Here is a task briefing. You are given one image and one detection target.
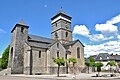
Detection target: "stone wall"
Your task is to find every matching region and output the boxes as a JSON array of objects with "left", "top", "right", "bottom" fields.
[
  {"left": 48, "top": 66, "right": 66, "bottom": 74},
  {"left": 8, "top": 24, "right": 28, "bottom": 74},
  {"left": 31, "top": 47, "right": 47, "bottom": 75}
]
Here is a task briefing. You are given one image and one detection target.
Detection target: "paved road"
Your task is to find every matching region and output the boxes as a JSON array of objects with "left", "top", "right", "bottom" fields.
[
  {"left": 0, "top": 72, "right": 120, "bottom": 80},
  {"left": 0, "top": 75, "right": 120, "bottom": 80},
  {"left": 0, "top": 76, "right": 53, "bottom": 80}
]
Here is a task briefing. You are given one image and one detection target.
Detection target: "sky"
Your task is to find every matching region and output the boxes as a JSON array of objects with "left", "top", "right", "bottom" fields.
[{"left": 0, "top": 0, "right": 120, "bottom": 58}]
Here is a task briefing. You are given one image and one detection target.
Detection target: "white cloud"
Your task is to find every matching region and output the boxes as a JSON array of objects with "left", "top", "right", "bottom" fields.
[
  {"left": 84, "top": 40, "right": 120, "bottom": 56},
  {"left": 89, "top": 34, "right": 104, "bottom": 42},
  {"left": 73, "top": 25, "right": 89, "bottom": 37},
  {"left": 106, "top": 14, "right": 120, "bottom": 24},
  {"left": 117, "top": 35, "right": 120, "bottom": 39},
  {"left": 89, "top": 34, "right": 114, "bottom": 42},
  {"left": 73, "top": 14, "right": 120, "bottom": 42},
  {"left": 73, "top": 24, "right": 115, "bottom": 42},
  {"left": 95, "top": 24, "right": 118, "bottom": 34},
  {"left": 0, "top": 28, "right": 6, "bottom": 34}
]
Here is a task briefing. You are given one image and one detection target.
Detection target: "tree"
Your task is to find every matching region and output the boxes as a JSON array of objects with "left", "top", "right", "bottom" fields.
[
  {"left": 53, "top": 57, "right": 65, "bottom": 77},
  {"left": 89, "top": 57, "right": 96, "bottom": 72},
  {"left": 85, "top": 62, "right": 90, "bottom": 73},
  {"left": 89, "top": 57, "right": 95, "bottom": 62},
  {"left": 0, "top": 58, "right": 1, "bottom": 65},
  {"left": 0, "top": 45, "right": 10, "bottom": 69},
  {"left": 68, "top": 58, "right": 77, "bottom": 74},
  {"left": 85, "top": 57, "right": 95, "bottom": 73},
  {"left": 106, "top": 60, "right": 116, "bottom": 73},
  {"left": 95, "top": 62, "right": 103, "bottom": 76}
]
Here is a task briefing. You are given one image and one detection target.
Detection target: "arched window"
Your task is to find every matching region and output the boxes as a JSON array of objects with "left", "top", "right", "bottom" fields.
[
  {"left": 39, "top": 51, "right": 41, "bottom": 58},
  {"left": 66, "top": 32, "right": 68, "bottom": 37},
  {"left": 55, "top": 32, "right": 58, "bottom": 38},
  {"left": 21, "top": 27, "right": 24, "bottom": 33},
  {"left": 11, "top": 47, "right": 13, "bottom": 60},
  {"left": 57, "top": 43, "right": 59, "bottom": 48},
  {"left": 77, "top": 47, "right": 80, "bottom": 58},
  {"left": 55, "top": 23, "right": 57, "bottom": 27},
  {"left": 57, "top": 51, "right": 59, "bottom": 57}
]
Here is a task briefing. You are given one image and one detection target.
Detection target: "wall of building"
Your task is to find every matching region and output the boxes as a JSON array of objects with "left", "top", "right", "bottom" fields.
[
  {"left": 9, "top": 25, "right": 28, "bottom": 74},
  {"left": 48, "top": 41, "right": 66, "bottom": 74},
  {"left": 68, "top": 41, "right": 85, "bottom": 73},
  {"left": 51, "top": 19, "right": 72, "bottom": 43},
  {"left": 31, "top": 47, "right": 47, "bottom": 75},
  {"left": 23, "top": 43, "right": 31, "bottom": 75}
]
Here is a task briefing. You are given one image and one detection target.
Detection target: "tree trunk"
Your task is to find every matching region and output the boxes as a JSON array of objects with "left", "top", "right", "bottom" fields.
[
  {"left": 57, "top": 65, "right": 60, "bottom": 77},
  {"left": 98, "top": 72, "right": 100, "bottom": 77},
  {"left": 88, "top": 67, "right": 89, "bottom": 74},
  {"left": 66, "top": 54, "right": 68, "bottom": 74},
  {"left": 73, "top": 63, "right": 75, "bottom": 75},
  {"left": 66, "top": 62, "right": 68, "bottom": 74}
]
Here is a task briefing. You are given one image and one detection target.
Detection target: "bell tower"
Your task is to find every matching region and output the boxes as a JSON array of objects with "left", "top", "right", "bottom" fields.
[
  {"left": 8, "top": 20, "right": 29, "bottom": 74},
  {"left": 51, "top": 10, "right": 72, "bottom": 43}
]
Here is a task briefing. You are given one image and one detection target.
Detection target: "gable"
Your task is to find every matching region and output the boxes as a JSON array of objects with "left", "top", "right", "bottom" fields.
[
  {"left": 64, "top": 40, "right": 84, "bottom": 47},
  {"left": 71, "top": 40, "right": 84, "bottom": 48}
]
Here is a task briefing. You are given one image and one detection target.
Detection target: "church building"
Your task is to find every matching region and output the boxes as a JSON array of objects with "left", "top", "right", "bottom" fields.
[{"left": 8, "top": 10, "right": 85, "bottom": 75}]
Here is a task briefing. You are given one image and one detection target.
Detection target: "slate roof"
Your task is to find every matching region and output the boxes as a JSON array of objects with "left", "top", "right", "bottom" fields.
[
  {"left": 27, "top": 34, "right": 85, "bottom": 49},
  {"left": 51, "top": 9, "right": 72, "bottom": 20},
  {"left": 111, "top": 55, "right": 120, "bottom": 61},
  {"left": 64, "top": 40, "right": 85, "bottom": 47},
  {"left": 27, "top": 34, "right": 54, "bottom": 48},
  {"left": 27, "top": 41, "right": 49, "bottom": 49},
  {"left": 95, "top": 53, "right": 113, "bottom": 61},
  {"left": 11, "top": 19, "right": 29, "bottom": 33},
  {"left": 18, "top": 19, "right": 28, "bottom": 26},
  {"left": 56, "top": 9, "right": 67, "bottom": 16},
  {"left": 90, "top": 53, "right": 120, "bottom": 61},
  {"left": 28, "top": 34, "right": 53, "bottom": 44}
]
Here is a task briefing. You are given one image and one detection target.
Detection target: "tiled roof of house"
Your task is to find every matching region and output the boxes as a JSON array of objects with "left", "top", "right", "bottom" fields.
[
  {"left": 111, "top": 55, "right": 120, "bottom": 61},
  {"left": 95, "top": 53, "right": 113, "bottom": 61},
  {"left": 89, "top": 53, "right": 120, "bottom": 61}
]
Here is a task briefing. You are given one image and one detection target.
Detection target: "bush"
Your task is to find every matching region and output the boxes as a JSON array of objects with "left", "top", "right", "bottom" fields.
[{"left": 0, "top": 45, "right": 10, "bottom": 69}]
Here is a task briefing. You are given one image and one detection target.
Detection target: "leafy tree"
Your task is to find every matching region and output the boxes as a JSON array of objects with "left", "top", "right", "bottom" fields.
[
  {"left": 85, "top": 62, "right": 90, "bottom": 73},
  {"left": 53, "top": 57, "right": 65, "bottom": 77},
  {"left": 0, "top": 58, "right": 2, "bottom": 70},
  {"left": 106, "top": 60, "right": 116, "bottom": 72},
  {"left": 68, "top": 58, "right": 77, "bottom": 74},
  {"left": 89, "top": 57, "right": 96, "bottom": 72},
  {"left": 89, "top": 57, "right": 95, "bottom": 62},
  {"left": 85, "top": 57, "right": 95, "bottom": 73},
  {"left": 95, "top": 62, "right": 103, "bottom": 76},
  {"left": 0, "top": 45, "right": 10, "bottom": 69}
]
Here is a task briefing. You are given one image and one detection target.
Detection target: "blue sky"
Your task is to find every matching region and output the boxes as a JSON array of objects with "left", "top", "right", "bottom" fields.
[{"left": 0, "top": 0, "right": 120, "bottom": 57}]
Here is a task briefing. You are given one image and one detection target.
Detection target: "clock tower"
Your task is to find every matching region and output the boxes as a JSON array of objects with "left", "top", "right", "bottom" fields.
[{"left": 51, "top": 10, "right": 72, "bottom": 43}]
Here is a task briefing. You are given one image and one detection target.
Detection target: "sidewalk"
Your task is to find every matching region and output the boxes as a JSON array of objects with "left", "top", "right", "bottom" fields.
[{"left": 10, "top": 72, "right": 120, "bottom": 80}]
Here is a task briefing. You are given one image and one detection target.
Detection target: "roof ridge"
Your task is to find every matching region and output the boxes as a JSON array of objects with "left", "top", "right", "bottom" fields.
[{"left": 28, "top": 34, "right": 52, "bottom": 40}]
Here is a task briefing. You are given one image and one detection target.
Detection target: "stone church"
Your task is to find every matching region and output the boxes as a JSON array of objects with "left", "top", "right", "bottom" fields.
[{"left": 8, "top": 10, "right": 85, "bottom": 75}]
